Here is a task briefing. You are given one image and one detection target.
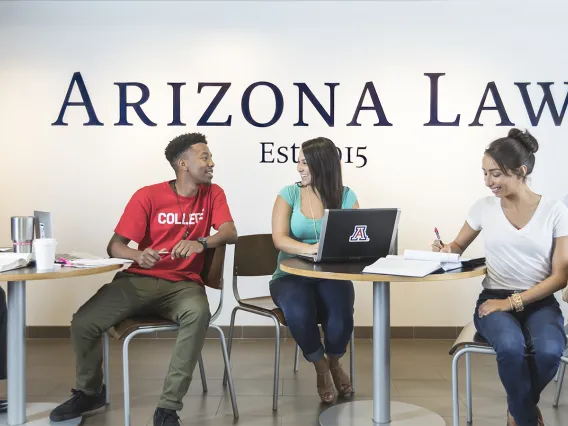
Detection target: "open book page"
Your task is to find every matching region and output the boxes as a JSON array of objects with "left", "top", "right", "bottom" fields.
[
  {"left": 403, "top": 249, "right": 471, "bottom": 271},
  {"left": 0, "top": 253, "right": 33, "bottom": 272},
  {"left": 363, "top": 257, "right": 442, "bottom": 277},
  {"left": 403, "top": 250, "right": 462, "bottom": 263}
]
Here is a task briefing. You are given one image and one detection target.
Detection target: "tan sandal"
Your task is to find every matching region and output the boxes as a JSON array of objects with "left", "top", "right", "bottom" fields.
[
  {"left": 316, "top": 370, "right": 336, "bottom": 403},
  {"left": 507, "top": 410, "right": 518, "bottom": 426},
  {"left": 329, "top": 362, "right": 353, "bottom": 397},
  {"left": 536, "top": 406, "right": 544, "bottom": 426}
]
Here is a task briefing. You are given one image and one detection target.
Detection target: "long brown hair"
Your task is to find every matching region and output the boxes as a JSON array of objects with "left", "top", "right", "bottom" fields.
[{"left": 300, "top": 137, "right": 344, "bottom": 209}]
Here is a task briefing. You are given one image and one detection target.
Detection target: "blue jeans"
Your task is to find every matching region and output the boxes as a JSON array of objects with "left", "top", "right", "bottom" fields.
[
  {"left": 474, "top": 289, "right": 566, "bottom": 426},
  {"left": 270, "top": 275, "right": 354, "bottom": 362}
]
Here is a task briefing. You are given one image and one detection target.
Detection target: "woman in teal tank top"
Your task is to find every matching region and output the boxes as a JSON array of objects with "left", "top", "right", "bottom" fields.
[{"left": 270, "top": 137, "right": 359, "bottom": 404}]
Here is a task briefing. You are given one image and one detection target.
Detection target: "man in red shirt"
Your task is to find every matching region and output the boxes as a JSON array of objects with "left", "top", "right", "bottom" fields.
[{"left": 50, "top": 133, "right": 238, "bottom": 426}]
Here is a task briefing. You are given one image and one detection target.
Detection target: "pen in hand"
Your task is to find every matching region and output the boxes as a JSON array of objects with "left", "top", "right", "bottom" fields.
[{"left": 434, "top": 227, "right": 444, "bottom": 247}]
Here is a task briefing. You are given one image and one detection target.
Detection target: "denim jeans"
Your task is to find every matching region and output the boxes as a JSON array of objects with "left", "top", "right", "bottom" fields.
[
  {"left": 474, "top": 288, "right": 566, "bottom": 426},
  {"left": 270, "top": 275, "right": 354, "bottom": 362}
]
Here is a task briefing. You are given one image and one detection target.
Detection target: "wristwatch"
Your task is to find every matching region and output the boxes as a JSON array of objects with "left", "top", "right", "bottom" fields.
[{"left": 197, "top": 237, "right": 208, "bottom": 250}]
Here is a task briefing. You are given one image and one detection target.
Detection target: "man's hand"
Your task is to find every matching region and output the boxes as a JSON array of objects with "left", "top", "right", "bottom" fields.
[
  {"left": 136, "top": 248, "right": 162, "bottom": 269},
  {"left": 171, "top": 240, "right": 204, "bottom": 259}
]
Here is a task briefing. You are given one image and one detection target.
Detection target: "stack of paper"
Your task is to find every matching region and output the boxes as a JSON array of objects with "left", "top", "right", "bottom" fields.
[
  {"left": 402, "top": 250, "right": 469, "bottom": 271},
  {"left": 363, "top": 250, "right": 470, "bottom": 277},
  {"left": 0, "top": 253, "right": 33, "bottom": 272},
  {"left": 69, "top": 258, "right": 133, "bottom": 268}
]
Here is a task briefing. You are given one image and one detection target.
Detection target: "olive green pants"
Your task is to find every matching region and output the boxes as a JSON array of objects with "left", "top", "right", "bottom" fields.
[{"left": 71, "top": 271, "right": 210, "bottom": 411}]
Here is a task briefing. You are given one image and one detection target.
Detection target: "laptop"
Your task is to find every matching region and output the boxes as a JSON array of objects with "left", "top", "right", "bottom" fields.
[
  {"left": 298, "top": 208, "right": 401, "bottom": 263},
  {"left": 33, "top": 211, "right": 101, "bottom": 261}
]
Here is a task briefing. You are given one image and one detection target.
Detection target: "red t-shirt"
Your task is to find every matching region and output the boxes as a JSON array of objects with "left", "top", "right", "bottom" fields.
[{"left": 114, "top": 182, "right": 233, "bottom": 284}]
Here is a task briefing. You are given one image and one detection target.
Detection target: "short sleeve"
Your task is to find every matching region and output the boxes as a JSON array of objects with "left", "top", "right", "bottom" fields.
[
  {"left": 553, "top": 202, "right": 568, "bottom": 238},
  {"left": 342, "top": 187, "right": 358, "bottom": 208},
  {"left": 278, "top": 185, "right": 299, "bottom": 208},
  {"left": 465, "top": 198, "right": 487, "bottom": 232},
  {"left": 562, "top": 194, "right": 568, "bottom": 207},
  {"left": 211, "top": 186, "right": 234, "bottom": 230},
  {"left": 114, "top": 188, "right": 151, "bottom": 243}
]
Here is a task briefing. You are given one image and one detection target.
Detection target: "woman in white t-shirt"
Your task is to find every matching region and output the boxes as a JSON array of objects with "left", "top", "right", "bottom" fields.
[{"left": 432, "top": 128, "right": 568, "bottom": 426}]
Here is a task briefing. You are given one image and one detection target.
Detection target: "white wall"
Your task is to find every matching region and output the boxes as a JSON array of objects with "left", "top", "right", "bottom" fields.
[{"left": 1, "top": 0, "right": 567, "bottom": 327}]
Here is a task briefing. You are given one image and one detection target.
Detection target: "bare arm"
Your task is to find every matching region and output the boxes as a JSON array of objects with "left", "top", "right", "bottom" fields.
[
  {"left": 107, "top": 232, "right": 161, "bottom": 269},
  {"left": 432, "top": 221, "right": 480, "bottom": 255},
  {"left": 519, "top": 236, "right": 568, "bottom": 305},
  {"left": 206, "top": 221, "right": 238, "bottom": 247},
  {"left": 107, "top": 233, "right": 140, "bottom": 260},
  {"left": 272, "top": 196, "right": 318, "bottom": 255},
  {"left": 479, "top": 235, "right": 568, "bottom": 317}
]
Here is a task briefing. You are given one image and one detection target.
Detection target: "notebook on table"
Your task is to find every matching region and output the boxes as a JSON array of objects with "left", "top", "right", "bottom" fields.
[{"left": 363, "top": 249, "right": 484, "bottom": 277}]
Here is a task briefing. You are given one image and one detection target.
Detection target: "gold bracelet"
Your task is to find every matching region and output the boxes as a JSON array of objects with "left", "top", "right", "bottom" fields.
[
  {"left": 511, "top": 293, "right": 524, "bottom": 312},
  {"left": 508, "top": 296, "right": 514, "bottom": 311}
]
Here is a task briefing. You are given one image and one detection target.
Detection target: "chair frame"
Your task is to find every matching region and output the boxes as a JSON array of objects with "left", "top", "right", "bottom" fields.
[
  {"left": 222, "top": 234, "right": 355, "bottom": 411},
  {"left": 102, "top": 246, "right": 238, "bottom": 426},
  {"left": 450, "top": 323, "right": 568, "bottom": 426}
]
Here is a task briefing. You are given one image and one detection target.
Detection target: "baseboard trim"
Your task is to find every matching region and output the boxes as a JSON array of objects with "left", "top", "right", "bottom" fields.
[{"left": 26, "top": 325, "right": 464, "bottom": 340}]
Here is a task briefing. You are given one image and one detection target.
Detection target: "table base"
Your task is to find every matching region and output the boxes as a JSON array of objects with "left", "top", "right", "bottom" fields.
[
  {"left": 319, "top": 401, "right": 446, "bottom": 426},
  {"left": 0, "top": 403, "right": 82, "bottom": 425}
]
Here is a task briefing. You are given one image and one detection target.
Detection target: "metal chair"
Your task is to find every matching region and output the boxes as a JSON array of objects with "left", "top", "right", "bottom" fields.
[
  {"left": 552, "top": 323, "right": 568, "bottom": 407},
  {"left": 449, "top": 321, "right": 568, "bottom": 426},
  {"left": 222, "top": 233, "right": 355, "bottom": 411},
  {"left": 102, "top": 245, "right": 239, "bottom": 426}
]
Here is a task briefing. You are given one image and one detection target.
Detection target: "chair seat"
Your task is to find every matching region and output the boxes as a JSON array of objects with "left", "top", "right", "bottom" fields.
[
  {"left": 239, "top": 296, "right": 286, "bottom": 325},
  {"left": 108, "top": 317, "right": 177, "bottom": 340},
  {"left": 449, "top": 322, "right": 492, "bottom": 355}
]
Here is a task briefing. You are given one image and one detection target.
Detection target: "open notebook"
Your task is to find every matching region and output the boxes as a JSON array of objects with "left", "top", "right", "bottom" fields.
[
  {"left": 362, "top": 250, "right": 472, "bottom": 277},
  {"left": 0, "top": 253, "right": 34, "bottom": 272}
]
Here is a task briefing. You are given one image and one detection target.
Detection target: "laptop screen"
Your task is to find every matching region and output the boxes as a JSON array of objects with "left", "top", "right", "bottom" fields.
[{"left": 317, "top": 208, "right": 400, "bottom": 261}]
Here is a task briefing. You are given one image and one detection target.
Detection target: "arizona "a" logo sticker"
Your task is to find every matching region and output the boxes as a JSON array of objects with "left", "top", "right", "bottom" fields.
[{"left": 349, "top": 225, "right": 370, "bottom": 242}]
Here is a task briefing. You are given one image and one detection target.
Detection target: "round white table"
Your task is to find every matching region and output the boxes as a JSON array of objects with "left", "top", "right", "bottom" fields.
[
  {"left": 0, "top": 264, "right": 122, "bottom": 426},
  {"left": 280, "top": 258, "right": 486, "bottom": 426}
]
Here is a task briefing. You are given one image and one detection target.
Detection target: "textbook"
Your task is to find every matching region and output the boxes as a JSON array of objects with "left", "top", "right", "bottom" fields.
[
  {"left": 0, "top": 253, "right": 33, "bottom": 272},
  {"left": 362, "top": 250, "right": 476, "bottom": 277}
]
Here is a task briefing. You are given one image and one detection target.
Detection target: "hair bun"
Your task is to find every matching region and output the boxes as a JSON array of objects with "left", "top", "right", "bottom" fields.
[{"left": 508, "top": 128, "right": 539, "bottom": 154}]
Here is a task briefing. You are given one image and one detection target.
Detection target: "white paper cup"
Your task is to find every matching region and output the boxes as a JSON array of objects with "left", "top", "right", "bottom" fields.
[{"left": 33, "top": 238, "right": 57, "bottom": 270}]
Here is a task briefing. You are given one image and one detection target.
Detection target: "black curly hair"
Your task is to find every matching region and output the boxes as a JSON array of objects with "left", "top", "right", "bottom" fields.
[{"left": 165, "top": 133, "right": 208, "bottom": 171}]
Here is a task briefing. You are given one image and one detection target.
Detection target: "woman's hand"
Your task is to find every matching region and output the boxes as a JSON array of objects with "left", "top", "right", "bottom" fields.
[
  {"left": 478, "top": 299, "right": 512, "bottom": 317},
  {"left": 431, "top": 240, "right": 452, "bottom": 253},
  {"left": 307, "top": 243, "right": 319, "bottom": 255}
]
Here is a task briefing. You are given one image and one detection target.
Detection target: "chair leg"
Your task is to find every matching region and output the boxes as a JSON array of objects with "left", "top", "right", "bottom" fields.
[
  {"left": 294, "top": 343, "right": 300, "bottom": 372},
  {"left": 465, "top": 351, "right": 473, "bottom": 423},
  {"left": 123, "top": 335, "right": 134, "bottom": 426},
  {"left": 272, "top": 317, "right": 281, "bottom": 411},
  {"left": 210, "top": 324, "right": 239, "bottom": 419},
  {"left": 452, "top": 350, "right": 463, "bottom": 426},
  {"left": 222, "top": 307, "right": 239, "bottom": 387},
  {"left": 349, "top": 330, "right": 355, "bottom": 393},
  {"left": 103, "top": 332, "right": 110, "bottom": 405},
  {"left": 198, "top": 353, "right": 208, "bottom": 393},
  {"left": 553, "top": 361, "right": 567, "bottom": 408}
]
